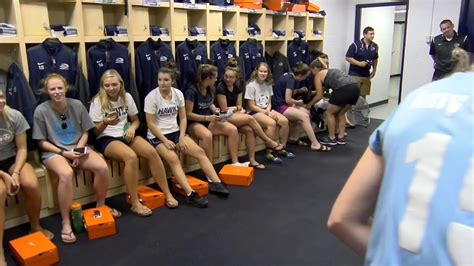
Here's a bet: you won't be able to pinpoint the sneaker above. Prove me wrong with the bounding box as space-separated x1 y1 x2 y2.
336 137 346 145
186 192 208 208
209 182 230 197
320 136 338 146
278 149 295 159
265 152 283 164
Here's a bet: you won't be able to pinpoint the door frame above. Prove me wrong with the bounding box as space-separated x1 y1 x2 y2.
354 1 409 104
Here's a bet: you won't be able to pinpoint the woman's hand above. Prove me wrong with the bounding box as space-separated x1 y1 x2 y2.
164 139 176 150
123 127 136 143
1 171 20 196
177 138 188 152
208 115 221 122
269 110 279 121
103 116 120 126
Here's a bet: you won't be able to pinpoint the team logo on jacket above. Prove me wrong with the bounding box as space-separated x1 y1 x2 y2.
217 53 222 60
59 63 69 71
146 54 151 60
160 56 168 61
115 57 125 64
228 54 234 59
183 53 189 61
96 60 104 67
244 53 250 59
195 55 202 61
37 62 45 70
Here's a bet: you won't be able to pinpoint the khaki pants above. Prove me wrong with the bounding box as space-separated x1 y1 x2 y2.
351 76 371 96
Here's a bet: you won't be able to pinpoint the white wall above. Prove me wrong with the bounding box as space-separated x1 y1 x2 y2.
401 0 462 98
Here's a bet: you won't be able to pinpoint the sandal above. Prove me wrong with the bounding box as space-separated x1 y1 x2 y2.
61 231 76 244
130 205 152 217
266 141 284 151
165 198 179 209
311 144 332 152
31 229 54 240
249 162 266 170
108 207 122 218
288 139 309 146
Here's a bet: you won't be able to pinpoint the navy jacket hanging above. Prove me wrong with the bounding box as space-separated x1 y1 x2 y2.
0 62 38 149
287 37 311 69
266 51 291 82
210 38 236 79
135 38 174 107
176 39 208 91
27 38 88 104
239 39 264 81
87 38 141 111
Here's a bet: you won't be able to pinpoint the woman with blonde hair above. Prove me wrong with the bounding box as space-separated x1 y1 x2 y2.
33 74 115 244
0 91 53 263
89 69 177 213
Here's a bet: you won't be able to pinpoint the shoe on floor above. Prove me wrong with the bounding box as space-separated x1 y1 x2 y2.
336 137 346 145
320 136 338 146
265 152 283 164
278 149 295 159
186 191 208 208
209 182 230 197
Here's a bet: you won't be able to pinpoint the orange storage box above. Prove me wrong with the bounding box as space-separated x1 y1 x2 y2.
171 175 209 197
219 165 254 187
234 0 263 9
306 2 320 12
282 2 306 12
263 0 289 11
126 185 165 210
83 206 116 240
9 231 59 266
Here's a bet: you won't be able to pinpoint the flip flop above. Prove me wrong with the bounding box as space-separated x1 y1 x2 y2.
311 145 332 152
249 162 266 170
165 198 179 209
61 231 76 244
267 142 284 151
130 205 152 217
288 139 309 146
108 207 122 218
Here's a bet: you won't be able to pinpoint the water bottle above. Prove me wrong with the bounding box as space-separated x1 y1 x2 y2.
71 202 85 233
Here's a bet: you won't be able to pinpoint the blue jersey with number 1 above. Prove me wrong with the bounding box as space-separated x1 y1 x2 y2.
366 72 474 266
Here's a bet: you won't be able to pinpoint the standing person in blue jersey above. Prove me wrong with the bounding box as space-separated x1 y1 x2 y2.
307 58 360 145
430 19 470 81
146 67 228 206
33 74 117 244
89 69 177 213
272 63 331 152
244 63 292 164
215 59 284 169
0 91 54 265
328 48 473 265
185 64 247 167
345 26 378 98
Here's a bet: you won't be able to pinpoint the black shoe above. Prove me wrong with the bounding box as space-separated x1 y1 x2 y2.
186 192 208 208
209 182 230 197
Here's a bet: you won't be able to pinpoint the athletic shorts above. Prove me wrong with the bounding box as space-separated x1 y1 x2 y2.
277 105 289 114
0 156 16 172
94 136 130 154
148 131 180 147
351 76 371 96
329 83 360 106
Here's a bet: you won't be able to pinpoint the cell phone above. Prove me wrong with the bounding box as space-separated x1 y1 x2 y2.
72 147 88 154
106 111 118 119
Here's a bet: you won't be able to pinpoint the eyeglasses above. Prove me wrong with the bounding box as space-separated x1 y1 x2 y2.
60 113 67 130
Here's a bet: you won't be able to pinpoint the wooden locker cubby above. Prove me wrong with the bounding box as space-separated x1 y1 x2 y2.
238 9 264 41
264 39 286 55
307 14 324 41
82 1 129 42
173 3 207 41
265 10 286 40
0 43 22 71
130 4 171 42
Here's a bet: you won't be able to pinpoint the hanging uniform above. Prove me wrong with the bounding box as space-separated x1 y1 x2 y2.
176 39 208 91
210 38 237 79
267 51 291 82
135 38 174 107
87 38 141 111
287 38 311 69
27 38 88 105
239 39 264 81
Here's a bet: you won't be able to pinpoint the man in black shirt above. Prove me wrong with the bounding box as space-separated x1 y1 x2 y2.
429 19 470 80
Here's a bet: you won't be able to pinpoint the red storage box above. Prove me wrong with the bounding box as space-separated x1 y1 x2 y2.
9 232 59 266
126 185 165 210
83 206 116 240
219 165 254 187
171 175 209 197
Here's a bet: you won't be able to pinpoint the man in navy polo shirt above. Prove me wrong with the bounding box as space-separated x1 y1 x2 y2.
429 19 470 81
345 26 378 98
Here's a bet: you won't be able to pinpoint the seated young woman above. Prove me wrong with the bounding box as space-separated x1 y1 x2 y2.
215 60 284 169
89 69 178 212
272 63 331 152
33 74 118 244
0 91 53 264
185 64 246 167
307 58 360 145
145 67 229 208
244 62 293 164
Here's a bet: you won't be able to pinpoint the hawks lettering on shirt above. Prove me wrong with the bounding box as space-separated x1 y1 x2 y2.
157 105 178 116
